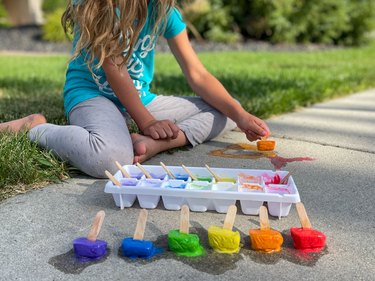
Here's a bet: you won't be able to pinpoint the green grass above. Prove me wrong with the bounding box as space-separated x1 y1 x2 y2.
1 43 375 200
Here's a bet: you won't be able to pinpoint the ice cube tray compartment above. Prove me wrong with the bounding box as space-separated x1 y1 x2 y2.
104 165 301 217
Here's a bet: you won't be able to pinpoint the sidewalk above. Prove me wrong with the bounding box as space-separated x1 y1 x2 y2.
1 90 374 281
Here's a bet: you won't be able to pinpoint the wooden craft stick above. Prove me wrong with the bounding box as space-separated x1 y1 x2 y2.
204 164 221 182
160 162 175 179
105 170 121 187
133 209 148 240
87 210 105 241
259 206 270 230
136 162 152 179
295 202 312 229
280 167 296 184
280 172 290 184
179 205 190 234
181 164 197 181
223 205 237 231
115 161 131 178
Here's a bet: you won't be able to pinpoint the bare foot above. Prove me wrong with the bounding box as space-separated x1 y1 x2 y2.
131 133 157 164
0 113 47 133
131 131 188 164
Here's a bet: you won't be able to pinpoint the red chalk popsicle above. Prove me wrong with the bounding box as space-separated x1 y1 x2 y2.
290 202 326 252
73 210 107 262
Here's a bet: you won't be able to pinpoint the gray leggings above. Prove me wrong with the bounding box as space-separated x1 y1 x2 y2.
29 96 236 178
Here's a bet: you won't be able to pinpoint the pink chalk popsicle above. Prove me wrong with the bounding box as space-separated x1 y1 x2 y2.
121 209 160 259
290 202 326 252
73 210 107 262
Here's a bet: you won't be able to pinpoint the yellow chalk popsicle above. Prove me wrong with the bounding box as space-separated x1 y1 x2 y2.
208 205 241 254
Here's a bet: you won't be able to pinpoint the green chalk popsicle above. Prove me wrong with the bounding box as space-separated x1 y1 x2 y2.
168 205 204 257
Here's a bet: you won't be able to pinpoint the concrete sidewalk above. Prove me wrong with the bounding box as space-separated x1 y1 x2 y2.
1 90 374 281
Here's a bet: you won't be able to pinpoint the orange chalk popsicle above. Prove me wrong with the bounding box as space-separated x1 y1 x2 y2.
249 206 283 253
290 202 326 252
257 137 276 151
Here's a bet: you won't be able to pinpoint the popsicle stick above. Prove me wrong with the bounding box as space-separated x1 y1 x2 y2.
223 205 237 231
87 210 105 241
115 161 131 178
181 164 197 181
259 206 270 230
295 202 312 229
136 162 152 179
179 205 190 234
204 164 221 182
280 172 290 184
105 170 121 187
133 209 148 240
160 162 175 179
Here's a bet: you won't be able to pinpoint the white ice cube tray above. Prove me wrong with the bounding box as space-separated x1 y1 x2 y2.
104 165 301 218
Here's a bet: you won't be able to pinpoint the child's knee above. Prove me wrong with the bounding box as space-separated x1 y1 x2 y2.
81 147 134 178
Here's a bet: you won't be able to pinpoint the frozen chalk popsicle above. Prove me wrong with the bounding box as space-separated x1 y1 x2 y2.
136 162 152 179
121 209 161 259
168 205 205 257
290 202 326 252
115 161 131 178
249 206 283 253
73 210 107 262
205 164 221 182
257 137 276 151
208 205 241 254
181 164 198 181
160 162 176 179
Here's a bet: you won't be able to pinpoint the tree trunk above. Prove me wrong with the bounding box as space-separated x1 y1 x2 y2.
3 0 44 26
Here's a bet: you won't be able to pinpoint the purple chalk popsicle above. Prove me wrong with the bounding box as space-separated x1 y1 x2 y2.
73 210 107 262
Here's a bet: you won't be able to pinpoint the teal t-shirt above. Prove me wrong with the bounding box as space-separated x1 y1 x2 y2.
63 5 186 116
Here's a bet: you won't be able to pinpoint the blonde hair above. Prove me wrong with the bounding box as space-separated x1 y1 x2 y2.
62 0 175 72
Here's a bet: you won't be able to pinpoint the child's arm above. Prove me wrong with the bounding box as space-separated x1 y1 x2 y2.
102 57 180 140
167 30 270 141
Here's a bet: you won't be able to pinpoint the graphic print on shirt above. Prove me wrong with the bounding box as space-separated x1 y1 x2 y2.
94 34 157 99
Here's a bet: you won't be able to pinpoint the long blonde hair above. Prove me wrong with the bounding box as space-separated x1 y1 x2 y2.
62 0 175 72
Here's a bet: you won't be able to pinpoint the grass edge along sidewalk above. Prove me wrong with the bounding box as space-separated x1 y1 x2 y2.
1 42 375 200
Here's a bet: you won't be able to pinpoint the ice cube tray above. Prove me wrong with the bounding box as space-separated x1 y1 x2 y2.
104 165 301 218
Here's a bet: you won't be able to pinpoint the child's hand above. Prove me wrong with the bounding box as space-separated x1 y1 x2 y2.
142 119 180 140
237 113 271 141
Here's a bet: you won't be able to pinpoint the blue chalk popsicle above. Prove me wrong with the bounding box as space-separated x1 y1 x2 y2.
121 209 162 259
73 210 107 262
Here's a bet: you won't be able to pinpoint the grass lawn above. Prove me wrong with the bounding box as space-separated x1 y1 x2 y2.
1 42 375 200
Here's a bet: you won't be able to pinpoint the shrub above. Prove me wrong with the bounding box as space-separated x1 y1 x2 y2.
42 0 67 13
180 0 241 43
42 8 69 42
222 0 375 45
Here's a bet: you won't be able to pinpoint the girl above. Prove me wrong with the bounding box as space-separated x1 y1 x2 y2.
0 0 270 178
